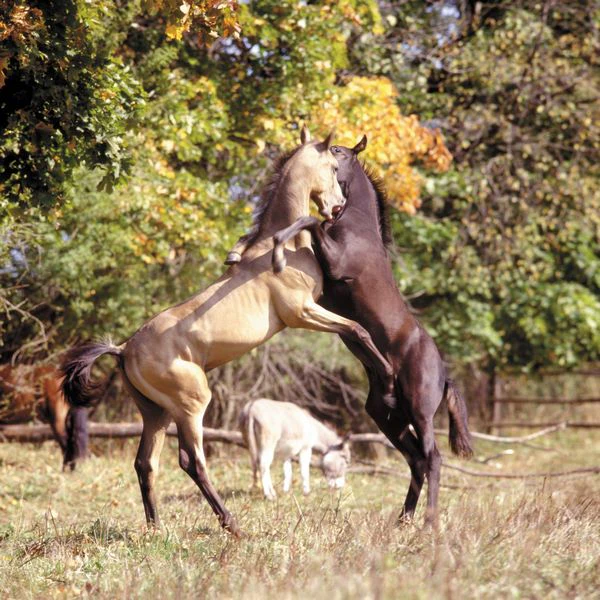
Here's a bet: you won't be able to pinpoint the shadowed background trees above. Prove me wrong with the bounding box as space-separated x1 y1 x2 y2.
1 1 598 426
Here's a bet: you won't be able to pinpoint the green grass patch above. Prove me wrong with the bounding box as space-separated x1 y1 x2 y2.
0 433 598 599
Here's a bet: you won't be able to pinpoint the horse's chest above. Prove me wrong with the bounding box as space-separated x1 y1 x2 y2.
322 278 359 317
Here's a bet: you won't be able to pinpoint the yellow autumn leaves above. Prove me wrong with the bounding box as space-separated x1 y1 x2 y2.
313 77 452 214
155 0 240 42
155 3 452 215
251 76 453 214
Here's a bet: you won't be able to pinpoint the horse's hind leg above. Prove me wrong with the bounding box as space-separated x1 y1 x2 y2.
258 443 277 500
288 301 395 404
134 399 171 527
177 411 241 537
365 391 426 522
47 388 69 455
412 416 441 527
396 431 427 521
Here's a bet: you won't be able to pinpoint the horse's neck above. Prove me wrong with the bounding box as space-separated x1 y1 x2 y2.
258 174 310 240
313 420 340 453
347 171 382 235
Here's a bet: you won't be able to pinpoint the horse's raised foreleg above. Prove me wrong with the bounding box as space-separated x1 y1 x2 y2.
272 216 349 280
224 232 253 265
272 217 322 273
289 301 395 405
177 411 241 537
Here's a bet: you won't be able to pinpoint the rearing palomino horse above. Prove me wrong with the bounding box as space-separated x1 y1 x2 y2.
61 129 395 536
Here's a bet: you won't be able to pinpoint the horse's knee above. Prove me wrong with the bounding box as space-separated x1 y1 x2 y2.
427 447 441 473
135 456 155 479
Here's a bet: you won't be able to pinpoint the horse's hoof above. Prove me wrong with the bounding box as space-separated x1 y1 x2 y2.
221 515 243 538
421 509 439 532
397 511 414 527
226 523 243 539
225 251 242 265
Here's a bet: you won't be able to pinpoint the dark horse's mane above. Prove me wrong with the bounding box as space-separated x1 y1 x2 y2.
236 146 301 249
362 163 392 248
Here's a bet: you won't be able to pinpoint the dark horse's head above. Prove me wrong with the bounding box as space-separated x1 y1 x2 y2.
329 136 392 247
329 135 367 200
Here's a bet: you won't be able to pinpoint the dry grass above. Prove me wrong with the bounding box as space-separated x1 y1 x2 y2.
0 431 598 599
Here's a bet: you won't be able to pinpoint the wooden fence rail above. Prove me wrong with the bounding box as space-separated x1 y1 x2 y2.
0 422 244 445
487 421 600 429
3 421 599 482
495 397 600 405
2 420 595 447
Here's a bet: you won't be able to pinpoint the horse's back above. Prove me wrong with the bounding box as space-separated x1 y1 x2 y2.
241 399 316 457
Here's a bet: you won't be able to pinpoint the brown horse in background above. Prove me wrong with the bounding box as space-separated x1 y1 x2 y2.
0 363 89 469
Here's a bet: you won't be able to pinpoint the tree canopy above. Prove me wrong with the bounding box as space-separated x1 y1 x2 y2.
1 0 598 378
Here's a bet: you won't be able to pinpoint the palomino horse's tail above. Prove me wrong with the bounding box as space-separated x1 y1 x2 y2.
61 340 122 408
445 379 473 459
61 340 122 470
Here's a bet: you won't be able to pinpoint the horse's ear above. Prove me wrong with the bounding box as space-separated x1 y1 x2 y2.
300 125 311 144
322 129 335 150
353 135 367 155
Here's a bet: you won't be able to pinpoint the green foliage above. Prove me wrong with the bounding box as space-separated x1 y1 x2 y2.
369 1 600 370
0 1 143 210
1 0 598 377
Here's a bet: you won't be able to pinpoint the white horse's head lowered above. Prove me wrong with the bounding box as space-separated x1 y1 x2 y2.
321 437 351 489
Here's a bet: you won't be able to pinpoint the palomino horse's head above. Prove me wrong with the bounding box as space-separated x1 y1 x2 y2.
321 436 351 489
294 126 346 221
329 135 367 199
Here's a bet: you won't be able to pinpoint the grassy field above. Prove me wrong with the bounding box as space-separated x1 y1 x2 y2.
0 430 598 599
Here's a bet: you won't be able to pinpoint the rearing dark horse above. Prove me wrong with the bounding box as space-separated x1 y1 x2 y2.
230 137 473 525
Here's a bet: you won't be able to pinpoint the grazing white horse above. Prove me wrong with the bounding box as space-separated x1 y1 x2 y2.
239 398 351 499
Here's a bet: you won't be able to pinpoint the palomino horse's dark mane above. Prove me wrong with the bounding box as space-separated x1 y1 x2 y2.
361 163 392 249
236 146 302 250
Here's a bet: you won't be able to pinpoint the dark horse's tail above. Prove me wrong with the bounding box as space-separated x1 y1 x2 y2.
61 340 123 470
445 379 473 459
